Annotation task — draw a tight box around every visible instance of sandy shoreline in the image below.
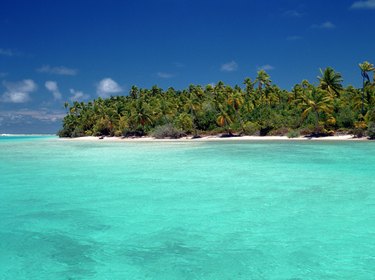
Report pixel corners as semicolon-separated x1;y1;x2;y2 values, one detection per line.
59;134;370;142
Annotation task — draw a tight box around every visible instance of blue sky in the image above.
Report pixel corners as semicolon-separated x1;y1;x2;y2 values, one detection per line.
1;0;375;133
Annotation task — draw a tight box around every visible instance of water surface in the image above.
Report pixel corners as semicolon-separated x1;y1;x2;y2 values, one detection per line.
1;136;375;279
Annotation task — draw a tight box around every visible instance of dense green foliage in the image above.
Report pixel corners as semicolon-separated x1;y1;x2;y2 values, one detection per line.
59;63;375;138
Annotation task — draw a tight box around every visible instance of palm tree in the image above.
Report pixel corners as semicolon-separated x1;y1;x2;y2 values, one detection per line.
299;88;334;134
359;61;375;115
216;103;233;135
154;95;175;125
359;61;374;83
63;101;70;112
255;70;271;91
130;85;139;99
130;99;153;133
183;92;201;136
243;78;255;95
227;90;244;128
318;67;343;97
57;63;375;138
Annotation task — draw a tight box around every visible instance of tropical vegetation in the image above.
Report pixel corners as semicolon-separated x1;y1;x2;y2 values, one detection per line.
59;62;375;138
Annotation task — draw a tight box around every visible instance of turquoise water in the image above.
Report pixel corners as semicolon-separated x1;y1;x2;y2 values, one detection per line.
1;136;375;279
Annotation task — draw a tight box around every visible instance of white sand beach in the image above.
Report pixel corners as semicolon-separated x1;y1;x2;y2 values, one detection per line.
60;134;368;142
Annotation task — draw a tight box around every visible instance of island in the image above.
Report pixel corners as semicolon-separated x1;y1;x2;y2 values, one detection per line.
59;62;375;140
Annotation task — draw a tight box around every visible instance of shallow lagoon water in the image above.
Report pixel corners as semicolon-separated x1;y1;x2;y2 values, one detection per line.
1;136;375;279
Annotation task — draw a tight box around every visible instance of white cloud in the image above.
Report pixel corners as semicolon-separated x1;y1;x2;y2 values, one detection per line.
37;65;78;76
312;21;336;29
157;72;175;78
258;64;275;71
45;81;62;100
3;79;36;92
221;61;238;72
45;81;58;92
1;79;37;103
69;88;89;101
0;109;65;123
351;0;375;9
283;10;304;17
1;92;30;103
0;49;14;56
96;78;122;98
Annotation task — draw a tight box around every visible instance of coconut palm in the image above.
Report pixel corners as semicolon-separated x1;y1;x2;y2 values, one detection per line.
227;90;244;128
216;103;233;135
359;61;374;83
130;99;153;133
299;88;334;133
130;85;139;99
58;62;375;138
243;78;255;95
318;67;343;97
183;92;201;136
255;70;271;91
359;61;375;114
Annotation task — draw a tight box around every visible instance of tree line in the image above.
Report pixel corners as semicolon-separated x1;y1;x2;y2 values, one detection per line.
58;62;375;138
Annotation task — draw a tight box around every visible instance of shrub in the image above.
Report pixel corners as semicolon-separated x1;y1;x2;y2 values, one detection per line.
229;122;242;133
152;124;185;139
259;126;272;136
71;127;85;138
122;128;145;137
93;117;112;136
174;113;193;133
85;130;93;136
323;129;335;136
57;127;72;138
287;129;300;138
299;127;314;136
204;127;226;135
353;121;367;138
241;121;260;135
195;102;218;131
269;127;289;136
367;107;375;123
114;130;123;137
335;128;350;136
367;122;375;139
336;107;355;128
352;128;365;138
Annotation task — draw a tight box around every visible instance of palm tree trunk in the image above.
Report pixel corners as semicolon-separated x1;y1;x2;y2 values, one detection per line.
362;76;365;115
315;110;320;133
